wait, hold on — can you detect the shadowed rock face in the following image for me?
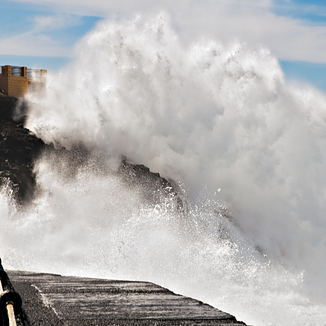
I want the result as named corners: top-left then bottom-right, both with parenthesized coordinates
top-left (8, 271), bottom-right (247, 326)
top-left (0, 98), bottom-right (45, 203)
top-left (0, 98), bottom-right (182, 207)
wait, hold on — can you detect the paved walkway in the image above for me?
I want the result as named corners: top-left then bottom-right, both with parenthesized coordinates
top-left (8, 271), bottom-right (247, 325)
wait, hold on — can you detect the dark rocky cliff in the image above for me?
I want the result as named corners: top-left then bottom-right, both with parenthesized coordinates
top-left (0, 98), bottom-right (181, 207)
top-left (0, 97), bottom-right (45, 203)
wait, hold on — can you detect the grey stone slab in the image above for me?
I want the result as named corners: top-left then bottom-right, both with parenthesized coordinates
top-left (7, 271), bottom-right (247, 325)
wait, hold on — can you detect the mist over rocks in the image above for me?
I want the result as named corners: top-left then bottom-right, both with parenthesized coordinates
top-left (0, 98), bottom-right (183, 208)
top-left (119, 157), bottom-right (184, 212)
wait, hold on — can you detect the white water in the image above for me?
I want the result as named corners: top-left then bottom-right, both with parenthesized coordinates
top-left (1, 14), bottom-right (326, 325)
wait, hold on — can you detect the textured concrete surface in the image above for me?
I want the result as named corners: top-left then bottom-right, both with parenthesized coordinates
top-left (7, 271), bottom-right (247, 325)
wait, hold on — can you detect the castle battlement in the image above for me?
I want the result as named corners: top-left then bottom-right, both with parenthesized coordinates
top-left (0, 65), bottom-right (47, 98)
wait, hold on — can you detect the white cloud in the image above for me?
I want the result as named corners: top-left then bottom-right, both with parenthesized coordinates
top-left (0, 14), bottom-right (80, 57)
top-left (274, 0), bottom-right (326, 19)
top-left (6, 0), bottom-right (326, 62)
top-left (33, 15), bottom-right (81, 31)
top-left (0, 31), bottom-right (71, 57)
top-left (12, 0), bottom-right (274, 17)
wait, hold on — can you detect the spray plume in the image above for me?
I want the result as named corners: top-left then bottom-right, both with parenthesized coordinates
top-left (1, 13), bottom-right (326, 326)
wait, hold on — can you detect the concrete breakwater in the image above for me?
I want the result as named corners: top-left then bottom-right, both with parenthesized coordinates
top-left (8, 270), bottom-right (247, 325)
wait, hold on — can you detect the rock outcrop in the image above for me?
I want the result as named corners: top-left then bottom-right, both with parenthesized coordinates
top-left (0, 98), bottom-right (45, 202)
top-left (0, 98), bottom-right (182, 207)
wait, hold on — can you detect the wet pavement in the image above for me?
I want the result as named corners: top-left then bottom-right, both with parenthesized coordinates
top-left (7, 270), bottom-right (247, 326)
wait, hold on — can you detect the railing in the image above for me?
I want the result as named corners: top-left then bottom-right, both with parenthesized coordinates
top-left (0, 259), bottom-right (22, 326)
top-left (11, 66), bottom-right (24, 77)
top-left (0, 66), bottom-right (46, 79)
top-left (27, 68), bottom-right (44, 79)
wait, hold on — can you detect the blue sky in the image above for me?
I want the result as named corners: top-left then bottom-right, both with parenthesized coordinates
top-left (1, 0), bottom-right (326, 92)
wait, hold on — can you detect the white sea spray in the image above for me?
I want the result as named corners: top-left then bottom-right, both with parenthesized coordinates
top-left (1, 13), bottom-right (326, 326)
